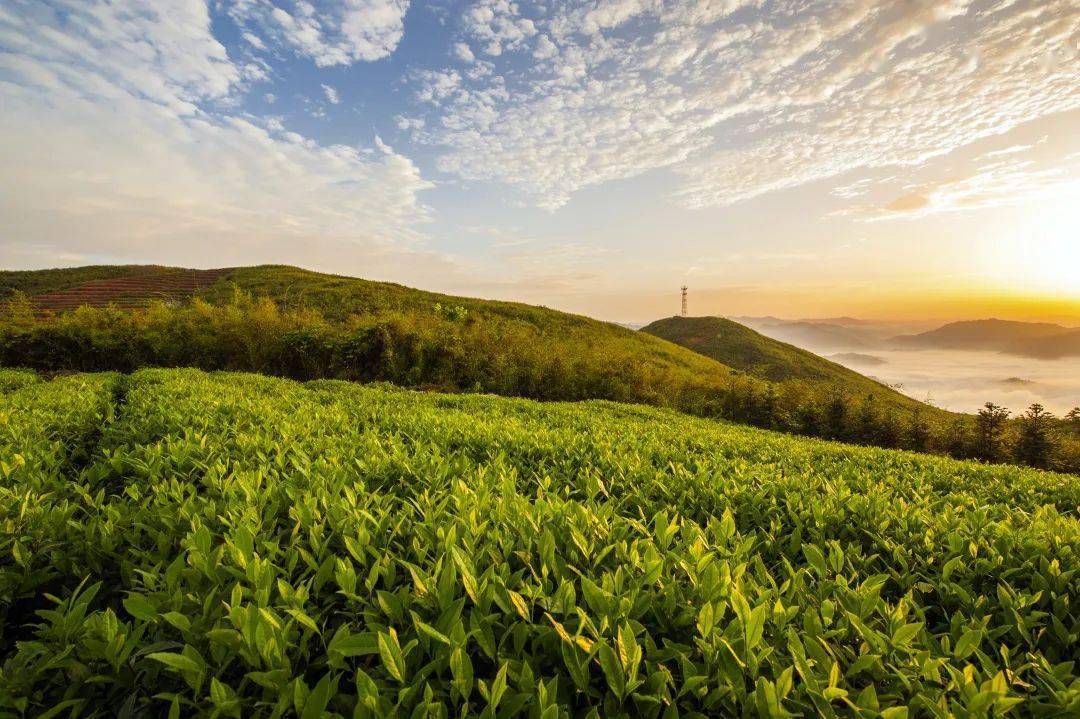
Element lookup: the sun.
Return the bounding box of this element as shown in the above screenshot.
[1028,204,1080,295]
[982,196,1080,297]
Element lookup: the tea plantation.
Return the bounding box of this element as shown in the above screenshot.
[0,369,1077,717]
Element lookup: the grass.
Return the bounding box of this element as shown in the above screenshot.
[0,368,1076,717]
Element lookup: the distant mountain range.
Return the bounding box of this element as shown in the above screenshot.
[892,319,1080,358]
[727,315,1080,359]
[829,352,888,367]
[730,316,926,352]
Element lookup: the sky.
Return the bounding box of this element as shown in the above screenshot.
[1,0,1078,323]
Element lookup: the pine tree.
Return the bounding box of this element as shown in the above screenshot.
[856,394,878,445]
[1066,407,1080,435]
[1015,403,1054,469]
[974,402,1010,462]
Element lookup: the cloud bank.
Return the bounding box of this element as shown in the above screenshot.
[408,0,1079,209]
[0,0,433,272]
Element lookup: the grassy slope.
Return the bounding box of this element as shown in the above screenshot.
[5,264,948,421]
[208,268,946,417]
[642,315,935,415]
[8,263,736,360]
[1,368,1076,716]
[0,264,180,299]
[2,263,762,408]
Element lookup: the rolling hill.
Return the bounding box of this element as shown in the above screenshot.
[642,315,931,415]
[5,264,944,409]
[891,318,1071,351]
[1006,328,1080,359]
[1,264,956,456]
[0,264,766,413]
[0,264,184,300]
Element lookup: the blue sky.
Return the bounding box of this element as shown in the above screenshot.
[1,0,1078,322]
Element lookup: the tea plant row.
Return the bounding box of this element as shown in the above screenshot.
[0,369,1076,717]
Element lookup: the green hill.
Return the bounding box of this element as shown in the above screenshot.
[641,315,929,414]
[0,264,757,413]
[1,368,1077,716]
[0,264,181,300]
[0,264,1024,464]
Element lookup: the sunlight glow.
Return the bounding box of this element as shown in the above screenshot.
[1025,200,1080,295]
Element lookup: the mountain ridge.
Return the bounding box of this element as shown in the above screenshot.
[892,318,1078,355]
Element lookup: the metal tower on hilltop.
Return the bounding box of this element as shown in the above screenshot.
[681,286,688,317]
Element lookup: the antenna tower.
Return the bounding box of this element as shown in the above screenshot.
[680,286,688,317]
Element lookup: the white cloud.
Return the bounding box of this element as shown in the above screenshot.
[452,42,476,63]
[461,0,537,56]
[412,0,1080,210]
[844,155,1080,221]
[242,31,268,51]
[321,82,340,103]
[230,0,410,66]
[532,34,557,59]
[0,0,436,273]
[395,115,425,131]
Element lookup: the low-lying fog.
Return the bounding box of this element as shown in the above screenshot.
[832,349,1080,415]
[731,316,1080,416]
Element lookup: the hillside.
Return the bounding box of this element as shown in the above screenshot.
[641,315,930,415]
[1007,328,1080,359]
[0,263,974,459]
[0,264,762,413]
[0,264,183,300]
[892,318,1070,351]
[1,368,1076,716]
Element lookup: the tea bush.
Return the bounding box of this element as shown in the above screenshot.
[0,370,37,395]
[0,369,1077,717]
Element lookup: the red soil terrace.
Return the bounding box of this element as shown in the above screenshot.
[30,269,234,313]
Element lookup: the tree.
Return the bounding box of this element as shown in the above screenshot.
[856,394,878,445]
[945,419,972,458]
[1066,407,1080,435]
[759,383,779,429]
[878,409,900,448]
[974,402,1010,462]
[794,402,819,436]
[824,391,848,441]
[741,383,758,424]
[722,370,742,420]
[908,407,930,452]
[1014,403,1054,468]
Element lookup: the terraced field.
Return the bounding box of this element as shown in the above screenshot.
[0,369,1077,717]
[26,268,234,313]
